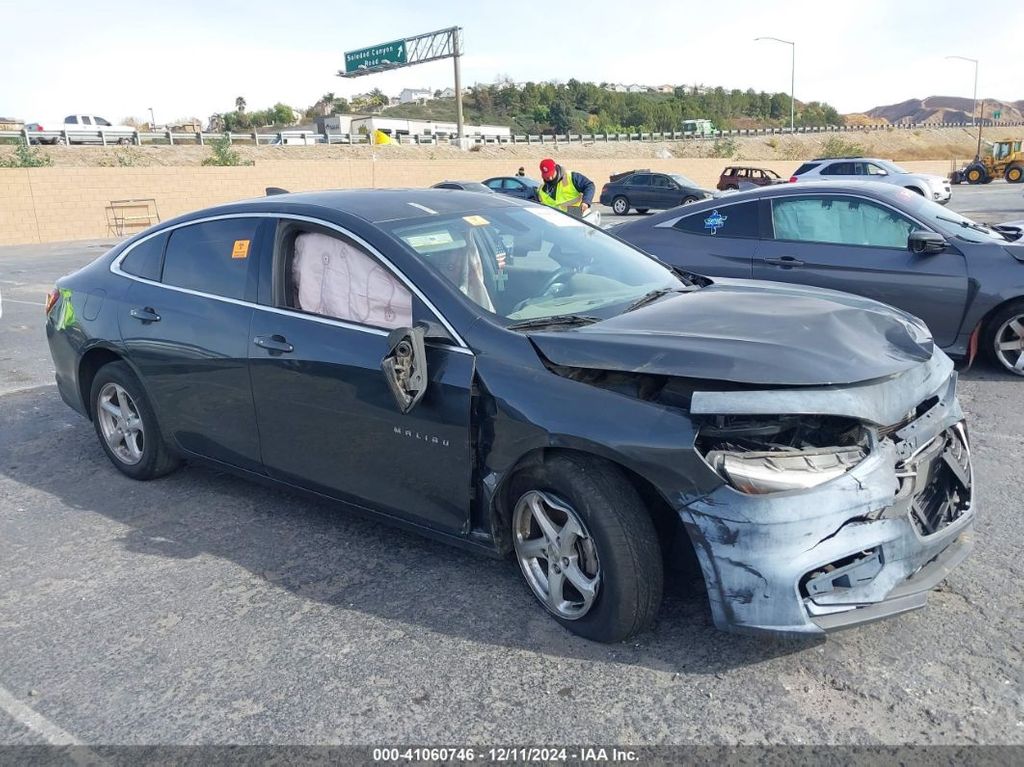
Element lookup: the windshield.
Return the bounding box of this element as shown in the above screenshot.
[383,206,682,322]
[670,174,699,188]
[878,160,909,174]
[898,190,1008,243]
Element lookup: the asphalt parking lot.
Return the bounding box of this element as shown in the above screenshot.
[1,184,1022,747]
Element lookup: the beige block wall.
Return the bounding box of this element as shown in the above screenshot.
[0,159,953,247]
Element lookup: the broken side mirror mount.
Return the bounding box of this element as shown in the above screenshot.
[381,324,428,414]
[908,230,947,255]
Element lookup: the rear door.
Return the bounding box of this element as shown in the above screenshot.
[626,173,653,207]
[248,218,475,534]
[753,193,969,346]
[117,217,266,471]
[642,200,763,277]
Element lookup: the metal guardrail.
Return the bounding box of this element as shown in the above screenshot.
[2,121,1023,149]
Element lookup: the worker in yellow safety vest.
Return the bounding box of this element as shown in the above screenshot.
[535,158,596,217]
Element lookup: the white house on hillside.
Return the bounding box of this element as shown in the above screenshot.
[399,88,433,104]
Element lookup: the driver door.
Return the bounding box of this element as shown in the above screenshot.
[248,220,476,535]
[754,194,969,346]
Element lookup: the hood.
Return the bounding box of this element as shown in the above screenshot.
[528,279,935,386]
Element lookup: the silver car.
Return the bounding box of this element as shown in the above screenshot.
[791,157,952,204]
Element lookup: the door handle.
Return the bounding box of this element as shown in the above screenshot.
[129,307,160,322]
[253,334,294,354]
[763,256,805,268]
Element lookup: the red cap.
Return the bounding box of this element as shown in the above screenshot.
[539,158,557,181]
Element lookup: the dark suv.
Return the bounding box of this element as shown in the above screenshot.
[600,171,710,215]
[717,166,783,190]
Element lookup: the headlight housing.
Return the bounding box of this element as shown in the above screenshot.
[705,446,867,494]
[697,415,870,495]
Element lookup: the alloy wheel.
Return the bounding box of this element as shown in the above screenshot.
[96,382,145,465]
[512,489,601,620]
[994,314,1024,375]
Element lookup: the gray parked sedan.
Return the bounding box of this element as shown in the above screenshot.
[614,181,1024,375]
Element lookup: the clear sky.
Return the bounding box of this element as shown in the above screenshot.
[2,0,1020,124]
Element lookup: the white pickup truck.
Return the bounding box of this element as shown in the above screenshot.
[26,115,136,145]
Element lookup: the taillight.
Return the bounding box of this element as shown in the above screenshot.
[44,288,60,315]
[600,184,608,196]
[788,176,799,183]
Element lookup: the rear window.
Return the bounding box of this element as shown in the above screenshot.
[120,233,167,281]
[162,218,260,299]
[673,201,761,238]
[792,162,821,176]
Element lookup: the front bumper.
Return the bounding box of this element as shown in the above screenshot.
[681,367,974,636]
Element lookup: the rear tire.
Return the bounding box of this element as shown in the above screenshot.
[509,453,663,643]
[611,196,630,216]
[90,361,181,479]
[1006,164,1024,184]
[984,300,1024,376]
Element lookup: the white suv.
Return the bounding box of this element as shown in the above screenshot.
[790,157,952,204]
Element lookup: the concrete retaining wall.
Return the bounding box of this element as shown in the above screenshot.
[0,159,953,246]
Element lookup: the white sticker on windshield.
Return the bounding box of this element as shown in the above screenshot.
[524,207,587,227]
[404,231,454,249]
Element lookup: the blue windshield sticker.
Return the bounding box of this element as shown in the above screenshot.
[704,210,728,234]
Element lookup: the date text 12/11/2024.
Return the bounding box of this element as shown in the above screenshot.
[372,747,640,762]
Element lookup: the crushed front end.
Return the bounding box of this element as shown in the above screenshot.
[682,350,974,636]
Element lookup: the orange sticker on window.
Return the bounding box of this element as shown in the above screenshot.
[463,215,489,226]
[231,239,251,259]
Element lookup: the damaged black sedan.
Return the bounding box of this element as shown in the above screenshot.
[45,190,975,642]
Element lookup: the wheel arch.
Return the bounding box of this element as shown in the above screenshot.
[489,446,702,577]
[77,346,152,421]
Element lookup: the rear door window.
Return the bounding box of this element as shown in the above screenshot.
[629,174,652,186]
[485,179,505,191]
[162,218,261,299]
[81,116,93,126]
[821,162,854,176]
[672,201,761,238]
[120,233,167,281]
[772,196,916,248]
[792,162,821,176]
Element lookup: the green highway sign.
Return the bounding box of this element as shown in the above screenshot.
[993,110,1002,120]
[344,40,407,74]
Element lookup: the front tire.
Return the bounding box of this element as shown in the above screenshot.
[90,361,181,479]
[611,196,630,216]
[681,195,698,205]
[1006,164,1024,184]
[509,454,663,643]
[984,300,1024,376]
[965,164,988,184]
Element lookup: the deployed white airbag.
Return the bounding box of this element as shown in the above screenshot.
[292,232,412,330]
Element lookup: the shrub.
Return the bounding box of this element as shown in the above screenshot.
[0,143,54,168]
[709,137,738,158]
[819,135,865,158]
[202,135,249,166]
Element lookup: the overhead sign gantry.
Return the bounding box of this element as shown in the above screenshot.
[339,27,465,140]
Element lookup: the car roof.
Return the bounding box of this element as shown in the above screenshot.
[809,156,896,164]
[171,189,524,225]
[634,180,913,222]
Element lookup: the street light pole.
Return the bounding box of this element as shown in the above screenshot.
[755,36,795,133]
[945,55,979,126]
[148,107,156,129]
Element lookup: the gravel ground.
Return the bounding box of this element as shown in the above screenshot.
[0,189,1021,747]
